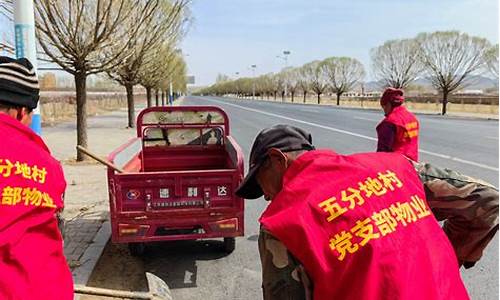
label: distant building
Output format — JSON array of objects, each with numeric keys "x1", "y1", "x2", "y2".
[
  {"x1": 456, "y1": 89, "x2": 484, "y2": 95},
  {"x1": 343, "y1": 91, "x2": 382, "y2": 97},
  {"x1": 39, "y1": 72, "x2": 57, "y2": 90}
]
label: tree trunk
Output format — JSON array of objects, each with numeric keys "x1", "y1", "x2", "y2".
[
  {"x1": 75, "y1": 72, "x2": 88, "y2": 161},
  {"x1": 317, "y1": 93, "x2": 321, "y2": 104},
  {"x1": 161, "y1": 90, "x2": 165, "y2": 106},
  {"x1": 274, "y1": 92, "x2": 276, "y2": 101},
  {"x1": 291, "y1": 92, "x2": 294, "y2": 103},
  {"x1": 281, "y1": 91, "x2": 285, "y2": 102},
  {"x1": 442, "y1": 90, "x2": 448, "y2": 115},
  {"x1": 155, "y1": 89, "x2": 159, "y2": 106},
  {"x1": 125, "y1": 84, "x2": 135, "y2": 128},
  {"x1": 303, "y1": 92, "x2": 307, "y2": 103},
  {"x1": 336, "y1": 93, "x2": 341, "y2": 106},
  {"x1": 146, "y1": 87, "x2": 152, "y2": 108}
]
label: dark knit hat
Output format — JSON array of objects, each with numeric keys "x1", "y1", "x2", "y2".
[{"x1": 0, "y1": 56, "x2": 40, "y2": 109}]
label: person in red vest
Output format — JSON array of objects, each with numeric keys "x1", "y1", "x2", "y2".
[
  {"x1": 0, "y1": 56, "x2": 73, "y2": 299},
  {"x1": 377, "y1": 88, "x2": 419, "y2": 161},
  {"x1": 236, "y1": 124, "x2": 473, "y2": 300}
]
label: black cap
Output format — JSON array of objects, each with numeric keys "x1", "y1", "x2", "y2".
[
  {"x1": 235, "y1": 124, "x2": 315, "y2": 199},
  {"x1": 0, "y1": 56, "x2": 40, "y2": 109}
]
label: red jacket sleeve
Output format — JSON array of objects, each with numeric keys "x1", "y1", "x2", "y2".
[{"x1": 376, "y1": 121, "x2": 396, "y2": 153}]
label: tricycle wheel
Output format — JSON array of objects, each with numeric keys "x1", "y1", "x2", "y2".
[
  {"x1": 128, "y1": 242, "x2": 146, "y2": 256},
  {"x1": 223, "y1": 237, "x2": 235, "y2": 253}
]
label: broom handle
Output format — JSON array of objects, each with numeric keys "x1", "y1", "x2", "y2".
[{"x1": 76, "y1": 145, "x2": 125, "y2": 173}]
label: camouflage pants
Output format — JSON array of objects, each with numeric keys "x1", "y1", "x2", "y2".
[{"x1": 412, "y1": 161, "x2": 499, "y2": 267}]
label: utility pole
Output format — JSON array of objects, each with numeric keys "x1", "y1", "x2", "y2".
[
  {"x1": 14, "y1": 0, "x2": 40, "y2": 134},
  {"x1": 251, "y1": 64, "x2": 257, "y2": 99},
  {"x1": 234, "y1": 72, "x2": 240, "y2": 98},
  {"x1": 169, "y1": 81, "x2": 173, "y2": 105}
]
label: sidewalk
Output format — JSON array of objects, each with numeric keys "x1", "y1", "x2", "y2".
[{"x1": 42, "y1": 104, "x2": 144, "y2": 286}]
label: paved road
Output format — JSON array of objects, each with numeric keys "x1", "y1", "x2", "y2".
[{"x1": 88, "y1": 96, "x2": 498, "y2": 300}]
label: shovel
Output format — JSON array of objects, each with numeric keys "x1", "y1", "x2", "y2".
[{"x1": 74, "y1": 272, "x2": 172, "y2": 300}]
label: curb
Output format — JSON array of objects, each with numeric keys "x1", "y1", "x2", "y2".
[{"x1": 73, "y1": 220, "x2": 111, "y2": 298}]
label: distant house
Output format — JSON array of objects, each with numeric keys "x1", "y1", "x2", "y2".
[
  {"x1": 343, "y1": 91, "x2": 381, "y2": 98},
  {"x1": 456, "y1": 89, "x2": 484, "y2": 95},
  {"x1": 363, "y1": 91, "x2": 382, "y2": 97}
]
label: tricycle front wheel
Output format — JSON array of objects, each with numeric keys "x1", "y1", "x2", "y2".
[
  {"x1": 128, "y1": 242, "x2": 146, "y2": 256},
  {"x1": 223, "y1": 237, "x2": 235, "y2": 253}
]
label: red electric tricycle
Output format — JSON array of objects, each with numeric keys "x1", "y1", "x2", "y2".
[{"x1": 106, "y1": 106, "x2": 245, "y2": 255}]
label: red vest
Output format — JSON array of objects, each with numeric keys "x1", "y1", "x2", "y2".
[
  {"x1": 260, "y1": 150, "x2": 469, "y2": 300},
  {"x1": 0, "y1": 114, "x2": 73, "y2": 299},
  {"x1": 377, "y1": 106, "x2": 419, "y2": 161}
]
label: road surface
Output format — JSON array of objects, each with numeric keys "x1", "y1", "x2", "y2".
[{"x1": 87, "y1": 96, "x2": 499, "y2": 300}]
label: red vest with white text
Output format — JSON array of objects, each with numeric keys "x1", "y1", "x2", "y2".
[
  {"x1": 260, "y1": 150, "x2": 468, "y2": 300},
  {"x1": 377, "y1": 105, "x2": 419, "y2": 161}
]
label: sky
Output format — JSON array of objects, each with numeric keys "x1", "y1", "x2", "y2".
[
  {"x1": 181, "y1": 0, "x2": 499, "y2": 86},
  {"x1": 1, "y1": 0, "x2": 498, "y2": 86}
]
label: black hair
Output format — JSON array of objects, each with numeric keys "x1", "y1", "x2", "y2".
[{"x1": 0, "y1": 100, "x2": 33, "y2": 113}]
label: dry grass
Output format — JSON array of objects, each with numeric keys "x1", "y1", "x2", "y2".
[{"x1": 248, "y1": 96, "x2": 499, "y2": 116}]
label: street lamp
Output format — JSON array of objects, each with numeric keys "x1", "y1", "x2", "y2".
[
  {"x1": 276, "y1": 50, "x2": 291, "y2": 70},
  {"x1": 251, "y1": 64, "x2": 257, "y2": 99},
  {"x1": 276, "y1": 50, "x2": 291, "y2": 99}
]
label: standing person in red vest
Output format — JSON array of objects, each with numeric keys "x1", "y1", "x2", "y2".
[
  {"x1": 376, "y1": 88, "x2": 419, "y2": 161},
  {"x1": 236, "y1": 124, "x2": 472, "y2": 300},
  {"x1": 0, "y1": 56, "x2": 73, "y2": 299}
]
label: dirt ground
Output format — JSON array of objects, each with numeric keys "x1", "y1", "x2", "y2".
[{"x1": 77, "y1": 242, "x2": 147, "y2": 300}]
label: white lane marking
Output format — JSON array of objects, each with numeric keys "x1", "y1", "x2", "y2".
[
  {"x1": 485, "y1": 136, "x2": 499, "y2": 140},
  {"x1": 206, "y1": 97, "x2": 499, "y2": 172},
  {"x1": 207, "y1": 98, "x2": 378, "y2": 141},
  {"x1": 354, "y1": 116, "x2": 379, "y2": 122}
]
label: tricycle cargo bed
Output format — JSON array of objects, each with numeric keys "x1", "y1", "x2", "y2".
[
  {"x1": 117, "y1": 144, "x2": 239, "y2": 173},
  {"x1": 106, "y1": 106, "x2": 245, "y2": 245}
]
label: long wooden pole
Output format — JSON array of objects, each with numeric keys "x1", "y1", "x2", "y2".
[
  {"x1": 74, "y1": 285, "x2": 151, "y2": 299},
  {"x1": 76, "y1": 145, "x2": 125, "y2": 173}
]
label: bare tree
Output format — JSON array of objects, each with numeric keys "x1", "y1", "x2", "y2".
[
  {"x1": 107, "y1": 0, "x2": 189, "y2": 127},
  {"x1": 1, "y1": 0, "x2": 13, "y2": 53},
  {"x1": 275, "y1": 72, "x2": 286, "y2": 101},
  {"x1": 485, "y1": 44, "x2": 499, "y2": 81},
  {"x1": 172, "y1": 58, "x2": 188, "y2": 95},
  {"x1": 267, "y1": 73, "x2": 281, "y2": 101},
  {"x1": 283, "y1": 67, "x2": 300, "y2": 102},
  {"x1": 371, "y1": 38, "x2": 423, "y2": 89},
  {"x1": 297, "y1": 66, "x2": 310, "y2": 103},
  {"x1": 302, "y1": 61, "x2": 327, "y2": 104},
  {"x1": 254, "y1": 74, "x2": 272, "y2": 99},
  {"x1": 323, "y1": 56, "x2": 365, "y2": 105},
  {"x1": 160, "y1": 51, "x2": 187, "y2": 102},
  {"x1": 417, "y1": 31, "x2": 491, "y2": 115},
  {"x1": 35, "y1": 0, "x2": 152, "y2": 160},
  {"x1": 138, "y1": 42, "x2": 177, "y2": 107},
  {"x1": 0, "y1": 0, "x2": 12, "y2": 21}
]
